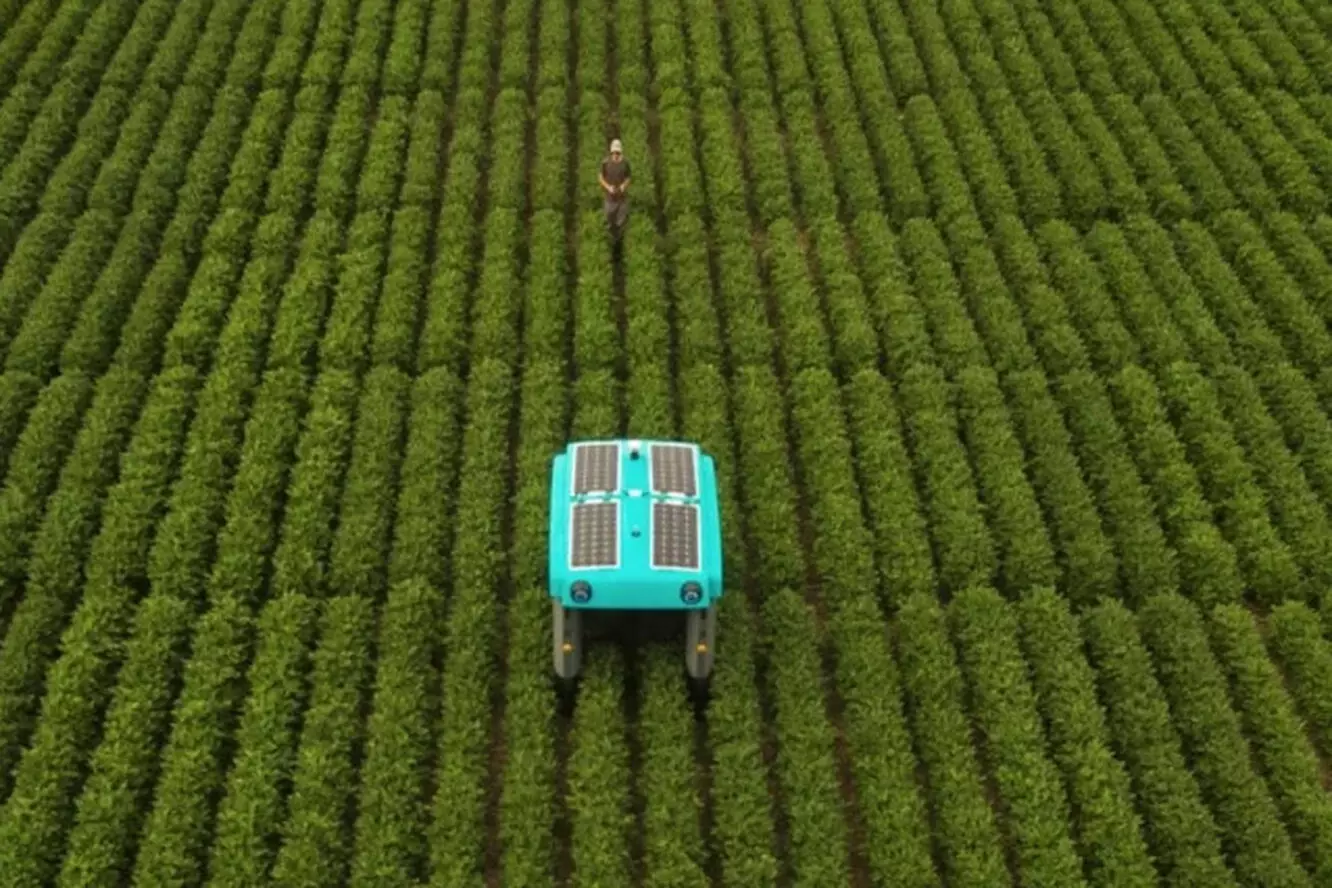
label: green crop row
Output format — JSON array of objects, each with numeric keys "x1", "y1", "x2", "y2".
[
  {"x1": 371, "y1": 204, "x2": 432, "y2": 370},
  {"x1": 1014, "y1": 588, "x2": 1158, "y2": 888},
  {"x1": 202, "y1": 592, "x2": 319, "y2": 888},
  {"x1": 265, "y1": 211, "x2": 341, "y2": 371},
  {"x1": 0, "y1": 0, "x2": 172, "y2": 261},
  {"x1": 0, "y1": 372, "x2": 94, "y2": 619},
  {"x1": 326, "y1": 366, "x2": 411, "y2": 600},
  {"x1": 897, "y1": 218, "x2": 989, "y2": 375},
  {"x1": 348, "y1": 578, "x2": 441, "y2": 886},
  {"x1": 638, "y1": 647, "x2": 710, "y2": 887},
  {"x1": 785, "y1": 367, "x2": 874, "y2": 605},
  {"x1": 1268, "y1": 601, "x2": 1332, "y2": 757},
  {"x1": 762, "y1": 219, "x2": 831, "y2": 374},
  {"x1": 1156, "y1": 361, "x2": 1303, "y2": 605},
  {"x1": 806, "y1": 217, "x2": 880, "y2": 374},
  {"x1": 0, "y1": 0, "x2": 63, "y2": 98},
  {"x1": 1136, "y1": 594, "x2": 1309, "y2": 885},
  {"x1": 387, "y1": 367, "x2": 463, "y2": 590},
  {"x1": 895, "y1": 591, "x2": 1009, "y2": 886},
  {"x1": 955, "y1": 365, "x2": 1059, "y2": 594},
  {"x1": 496, "y1": 360, "x2": 565, "y2": 888},
  {"x1": 0, "y1": 365, "x2": 197, "y2": 883},
  {"x1": 784, "y1": 366, "x2": 942, "y2": 884},
  {"x1": 666, "y1": 214, "x2": 721, "y2": 372},
  {"x1": 496, "y1": 584, "x2": 558, "y2": 888},
  {"x1": 0, "y1": 372, "x2": 40, "y2": 476},
  {"x1": 566, "y1": 647, "x2": 632, "y2": 888},
  {"x1": 52, "y1": 593, "x2": 194, "y2": 887},
  {"x1": 758, "y1": 588, "x2": 851, "y2": 887},
  {"x1": 1080, "y1": 598, "x2": 1239, "y2": 887},
  {"x1": 314, "y1": 217, "x2": 395, "y2": 378},
  {"x1": 951, "y1": 586, "x2": 1087, "y2": 885},
  {"x1": 269, "y1": 370, "x2": 360, "y2": 599},
  {"x1": 1106, "y1": 364, "x2": 1245, "y2": 606},
  {"x1": 1050, "y1": 369, "x2": 1179, "y2": 604},
  {"x1": 427, "y1": 354, "x2": 516, "y2": 885},
  {"x1": 205, "y1": 356, "x2": 300, "y2": 604},
  {"x1": 268, "y1": 594, "x2": 378, "y2": 888},
  {"x1": 0, "y1": 0, "x2": 140, "y2": 185},
  {"x1": 842, "y1": 367, "x2": 935, "y2": 604},
  {"x1": 0, "y1": 367, "x2": 144, "y2": 795},
  {"x1": 728, "y1": 364, "x2": 804, "y2": 592},
  {"x1": 1208, "y1": 603, "x2": 1332, "y2": 882},
  {"x1": 896, "y1": 362, "x2": 996, "y2": 595}
]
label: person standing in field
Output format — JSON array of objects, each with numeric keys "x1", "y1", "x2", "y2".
[{"x1": 600, "y1": 138, "x2": 631, "y2": 245}]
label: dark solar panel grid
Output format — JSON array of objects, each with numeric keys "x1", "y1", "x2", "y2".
[
  {"x1": 573, "y1": 443, "x2": 619, "y2": 493},
  {"x1": 652, "y1": 501, "x2": 700, "y2": 569},
  {"x1": 570, "y1": 501, "x2": 619, "y2": 567},
  {"x1": 650, "y1": 444, "x2": 696, "y2": 496}
]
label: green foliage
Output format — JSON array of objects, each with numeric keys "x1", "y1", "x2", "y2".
[
  {"x1": 1136, "y1": 594, "x2": 1310, "y2": 886},
  {"x1": 1015, "y1": 589, "x2": 1158, "y2": 888},
  {"x1": 758, "y1": 588, "x2": 850, "y2": 887},
  {"x1": 895, "y1": 591, "x2": 1009, "y2": 887},
  {"x1": 949, "y1": 586, "x2": 1087, "y2": 887},
  {"x1": 269, "y1": 595, "x2": 377, "y2": 888},
  {"x1": 204, "y1": 593, "x2": 320, "y2": 887},
  {"x1": 4, "y1": 0, "x2": 1332, "y2": 883},
  {"x1": 1208, "y1": 604, "x2": 1332, "y2": 883},
  {"x1": 349, "y1": 579, "x2": 441, "y2": 886},
  {"x1": 1081, "y1": 598, "x2": 1238, "y2": 888}
]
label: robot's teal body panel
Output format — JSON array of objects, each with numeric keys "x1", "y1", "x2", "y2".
[{"x1": 547, "y1": 439, "x2": 724, "y2": 612}]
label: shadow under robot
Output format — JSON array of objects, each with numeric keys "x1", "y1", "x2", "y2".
[{"x1": 547, "y1": 439, "x2": 724, "y2": 681}]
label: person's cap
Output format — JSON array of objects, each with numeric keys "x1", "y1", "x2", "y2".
[{"x1": 610, "y1": 138, "x2": 622, "y2": 153}]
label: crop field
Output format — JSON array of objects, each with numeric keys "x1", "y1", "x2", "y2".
[{"x1": 5, "y1": 0, "x2": 1332, "y2": 883}]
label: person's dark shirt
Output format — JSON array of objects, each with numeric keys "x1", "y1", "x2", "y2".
[{"x1": 602, "y1": 156, "x2": 630, "y2": 195}]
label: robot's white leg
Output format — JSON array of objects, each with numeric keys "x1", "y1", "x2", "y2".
[
  {"x1": 553, "y1": 600, "x2": 583, "y2": 679},
  {"x1": 684, "y1": 603, "x2": 717, "y2": 679}
]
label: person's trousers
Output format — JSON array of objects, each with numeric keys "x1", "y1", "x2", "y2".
[{"x1": 604, "y1": 196, "x2": 628, "y2": 234}]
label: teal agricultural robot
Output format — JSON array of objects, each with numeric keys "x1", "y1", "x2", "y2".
[{"x1": 547, "y1": 439, "x2": 724, "y2": 680}]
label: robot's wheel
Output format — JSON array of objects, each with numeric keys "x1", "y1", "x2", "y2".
[
  {"x1": 552, "y1": 600, "x2": 582, "y2": 680},
  {"x1": 684, "y1": 603, "x2": 717, "y2": 680}
]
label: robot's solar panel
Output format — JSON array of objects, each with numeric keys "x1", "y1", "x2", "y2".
[
  {"x1": 652, "y1": 501, "x2": 700, "y2": 569},
  {"x1": 649, "y1": 444, "x2": 696, "y2": 496},
  {"x1": 573, "y1": 443, "x2": 619, "y2": 493},
  {"x1": 570, "y1": 501, "x2": 619, "y2": 567}
]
